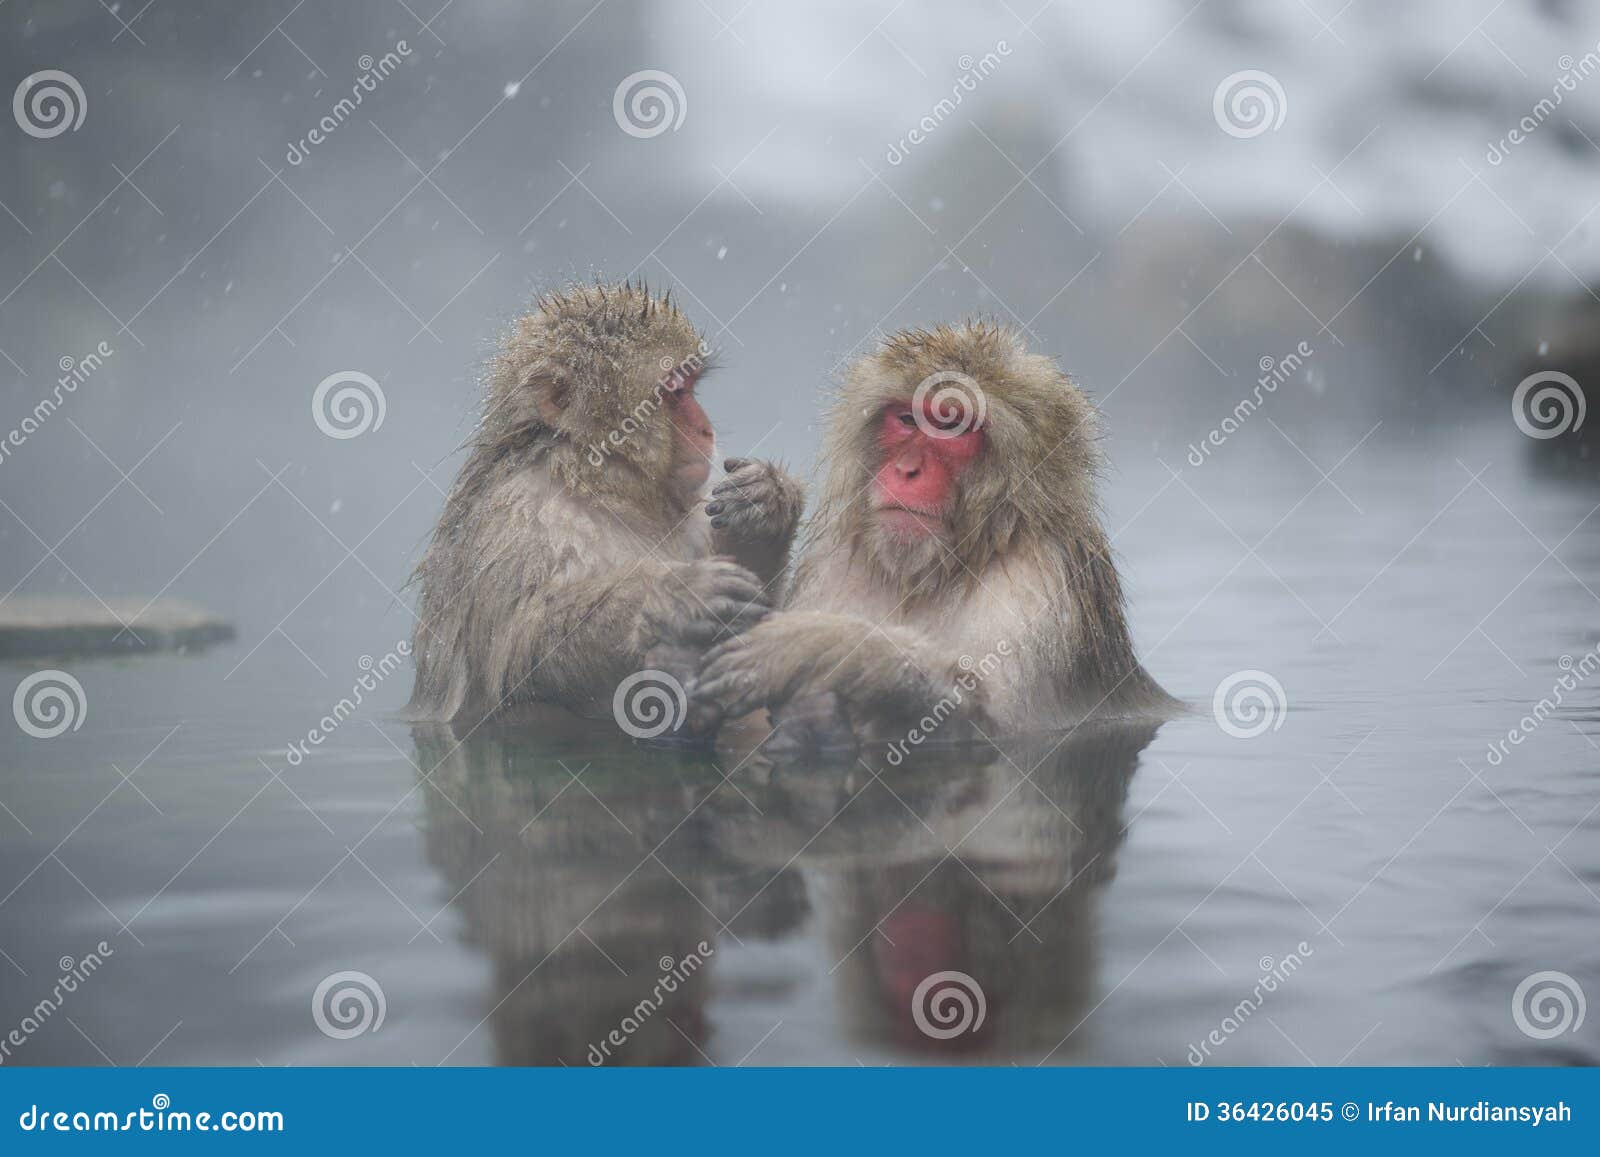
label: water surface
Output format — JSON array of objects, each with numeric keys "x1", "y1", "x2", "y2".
[{"x1": 3, "y1": 414, "x2": 1595, "y2": 1067}]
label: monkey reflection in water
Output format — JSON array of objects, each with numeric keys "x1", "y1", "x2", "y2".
[
  {"x1": 414, "y1": 727, "x2": 808, "y2": 1065},
  {"x1": 416, "y1": 720, "x2": 1156, "y2": 1063}
]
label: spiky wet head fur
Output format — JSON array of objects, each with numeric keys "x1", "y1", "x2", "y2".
[{"x1": 480, "y1": 280, "x2": 709, "y2": 510}]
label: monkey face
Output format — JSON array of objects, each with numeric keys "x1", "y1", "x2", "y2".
[
  {"x1": 663, "y1": 373, "x2": 716, "y2": 491},
  {"x1": 819, "y1": 322, "x2": 1113, "y2": 595},
  {"x1": 870, "y1": 399, "x2": 985, "y2": 541}
]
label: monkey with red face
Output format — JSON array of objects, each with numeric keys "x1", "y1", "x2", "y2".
[
  {"x1": 408, "y1": 282, "x2": 803, "y2": 730},
  {"x1": 692, "y1": 321, "x2": 1175, "y2": 750}
]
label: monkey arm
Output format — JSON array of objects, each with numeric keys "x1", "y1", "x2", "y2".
[
  {"x1": 706, "y1": 458, "x2": 806, "y2": 593},
  {"x1": 691, "y1": 611, "x2": 992, "y2": 737},
  {"x1": 485, "y1": 558, "x2": 770, "y2": 714}
]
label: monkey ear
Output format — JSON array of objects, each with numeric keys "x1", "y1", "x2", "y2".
[{"x1": 531, "y1": 373, "x2": 571, "y2": 426}]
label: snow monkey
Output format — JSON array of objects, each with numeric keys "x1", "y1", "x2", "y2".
[
  {"x1": 408, "y1": 281, "x2": 805, "y2": 729},
  {"x1": 692, "y1": 321, "x2": 1176, "y2": 751}
]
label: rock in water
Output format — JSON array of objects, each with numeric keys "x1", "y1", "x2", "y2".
[{"x1": 0, "y1": 596, "x2": 235, "y2": 659}]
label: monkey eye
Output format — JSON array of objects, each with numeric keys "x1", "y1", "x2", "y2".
[{"x1": 897, "y1": 411, "x2": 917, "y2": 428}]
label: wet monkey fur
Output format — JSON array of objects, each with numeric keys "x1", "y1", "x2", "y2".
[
  {"x1": 408, "y1": 282, "x2": 803, "y2": 729},
  {"x1": 693, "y1": 321, "x2": 1177, "y2": 751}
]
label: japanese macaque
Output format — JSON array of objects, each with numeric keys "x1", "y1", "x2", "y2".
[
  {"x1": 408, "y1": 282, "x2": 803, "y2": 729},
  {"x1": 693, "y1": 322, "x2": 1176, "y2": 750}
]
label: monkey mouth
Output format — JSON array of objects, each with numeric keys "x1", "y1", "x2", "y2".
[
  {"x1": 677, "y1": 457, "x2": 713, "y2": 489},
  {"x1": 875, "y1": 504, "x2": 945, "y2": 536}
]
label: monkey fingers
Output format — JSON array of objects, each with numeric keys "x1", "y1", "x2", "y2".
[
  {"x1": 688, "y1": 636, "x2": 772, "y2": 719},
  {"x1": 640, "y1": 640, "x2": 724, "y2": 742},
  {"x1": 671, "y1": 599, "x2": 769, "y2": 646},
  {"x1": 649, "y1": 558, "x2": 770, "y2": 649},
  {"x1": 706, "y1": 460, "x2": 802, "y2": 538},
  {"x1": 762, "y1": 691, "x2": 859, "y2": 759},
  {"x1": 692, "y1": 632, "x2": 832, "y2": 720},
  {"x1": 665, "y1": 560, "x2": 766, "y2": 610}
]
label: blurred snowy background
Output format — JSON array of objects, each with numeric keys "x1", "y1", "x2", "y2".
[{"x1": 2, "y1": 0, "x2": 1597, "y2": 666}]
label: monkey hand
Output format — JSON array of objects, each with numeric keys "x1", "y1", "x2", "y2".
[
  {"x1": 637, "y1": 639, "x2": 727, "y2": 743},
  {"x1": 707, "y1": 458, "x2": 805, "y2": 586},
  {"x1": 645, "y1": 557, "x2": 771, "y2": 650},
  {"x1": 690, "y1": 613, "x2": 987, "y2": 752}
]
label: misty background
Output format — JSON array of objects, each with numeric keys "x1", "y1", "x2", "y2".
[{"x1": 2, "y1": 0, "x2": 1595, "y2": 677}]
